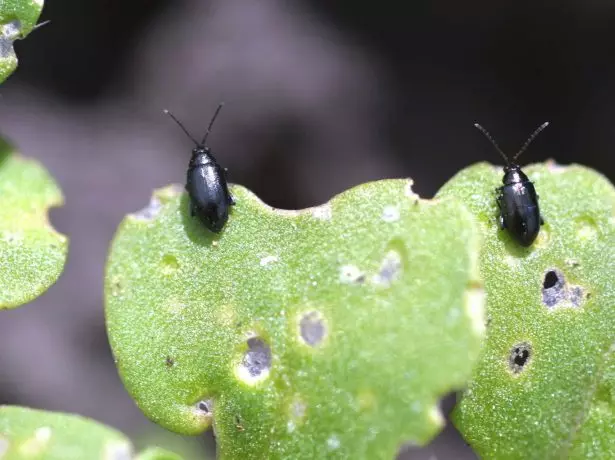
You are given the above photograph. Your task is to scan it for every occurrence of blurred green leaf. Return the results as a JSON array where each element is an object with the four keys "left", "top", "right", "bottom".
[
  {"left": 0, "top": 0, "right": 44, "bottom": 83},
  {"left": 106, "top": 179, "right": 484, "bottom": 459},
  {"left": 0, "top": 406, "right": 183, "bottom": 460},
  {"left": 437, "top": 162, "right": 615, "bottom": 459},
  {"left": 0, "top": 146, "right": 67, "bottom": 308}
]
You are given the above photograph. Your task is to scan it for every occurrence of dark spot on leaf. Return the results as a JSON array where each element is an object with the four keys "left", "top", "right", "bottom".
[
  {"left": 242, "top": 337, "right": 271, "bottom": 378},
  {"left": 543, "top": 270, "right": 560, "bottom": 290},
  {"left": 235, "top": 415, "right": 244, "bottom": 431},
  {"left": 570, "top": 286, "right": 584, "bottom": 307},
  {"left": 197, "top": 400, "right": 213, "bottom": 414},
  {"left": 299, "top": 311, "right": 326, "bottom": 347},
  {"left": 509, "top": 342, "right": 532, "bottom": 374},
  {"left": 165, "top": 356, "right": 174, "bottom": 367}
]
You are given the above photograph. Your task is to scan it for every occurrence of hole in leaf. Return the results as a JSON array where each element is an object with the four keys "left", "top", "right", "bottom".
[
  {"left": 509, "top": 342, "right": 532, "bottom": 374},
  {"left": 133, "top": 196, "right": 162, "bottom": 221},
  {"left": 197, "top": 400, "right": 213, "bottom": 414},
  {"left": 541, "top": 268, "right": 585, "bottom": 308},
  {"left": 237, "top": 337, "right": 271, "bottom": 383},
  {"left": 543, "top": 270, "right": 559, "bottom": 289},
  {"left": 299, "top": 311, "right": 326, "bottom": 347},
  {"left": 542, "top": 269, "right": 566, "bottom": 307},
  {"left": 165, "top": 356, "right": 175, "bottom": 367}
]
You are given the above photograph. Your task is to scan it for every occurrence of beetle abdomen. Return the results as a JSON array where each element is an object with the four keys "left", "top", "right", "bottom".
[
  {"left": 498, "top": 180, "right": 541, "bottom": 246},
  {"left": 186, "top": 163, "right": 230, "bottom": 233}
]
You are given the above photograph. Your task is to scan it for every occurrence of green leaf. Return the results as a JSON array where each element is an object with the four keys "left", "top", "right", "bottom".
[
  {"left": 0, "top": 406, "right": 183, "bottom": 460},
  {"left": 0, "top": 0, "right": 44, "bottom": 83},
  {"left": 105, "top": 180, "right": 484, "bottom": 459},
  {"left": 0, "top": 141, "right": 67, "bottom": 308},
  {"left": 437, "top": 162, "right": 615, "bottom": 459}
]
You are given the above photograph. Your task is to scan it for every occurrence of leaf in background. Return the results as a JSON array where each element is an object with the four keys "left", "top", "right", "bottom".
[
  {"left": 0, "top": 140, "right": 67, "bottom": 308},
  {"left": 0, "top": 0, "right": 44, "bottom": 83},
  {"left": 0, "top": 406, "right": 183, "bottom": 460}
]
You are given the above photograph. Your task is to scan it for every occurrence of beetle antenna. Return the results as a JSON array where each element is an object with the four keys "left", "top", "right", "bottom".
[
  {"left": 201, "top": 102, "right": 224, "bottom": 146},
  {"left": 163, "top": 109, "right": 201, "bottom": 147},
  {"left": 474, "top": 123, "right": 509, "bottom": 164},
  {"left": 32, "top": 20, "right": 51, "bottom": 32},
  {"left": 513, "top": 121, "right": 549, "bottom": 161}
]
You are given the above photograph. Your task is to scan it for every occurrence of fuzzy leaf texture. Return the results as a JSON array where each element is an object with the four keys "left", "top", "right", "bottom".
[
  {"left": 0, "top": 140, "right": 67, "bottom": 308},
  {"left": 0, "top": 0, "right": 44, "bottom": 83},
  {"left": 437, "top": 162, "right": 615, "bottom": 459},
  {"left": 0, "top": 406, "right": 182, "bottom": 460},
  {"left": 105, "top": 179, "right": 485, "bottom": 459}
]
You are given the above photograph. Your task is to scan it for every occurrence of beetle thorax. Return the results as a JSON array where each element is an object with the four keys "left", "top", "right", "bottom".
[
  {"left": 190, "top": 147, "right": 216, "bottom": 167},
  {"left": 502, "top": 165, "right": 529, "bottom": 185}
]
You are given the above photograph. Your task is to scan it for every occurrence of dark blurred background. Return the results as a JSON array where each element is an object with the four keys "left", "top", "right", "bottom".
[{"left": 1, "top": 1, "right": 613, "bottom": 458}]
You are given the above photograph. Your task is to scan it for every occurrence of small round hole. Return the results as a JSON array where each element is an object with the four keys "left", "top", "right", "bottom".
[{"left": 509, "top": 342, "right": 532, "bottom": 374}]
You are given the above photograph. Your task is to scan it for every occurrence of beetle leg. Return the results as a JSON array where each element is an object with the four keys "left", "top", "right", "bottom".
[
  {"left": 498, "top": 215, "right": 506, "bottom": 230},
  {"left": 190, "top": 202, "right": 196, "bottom": 217},
  {"left": 228, "top": 194, "right": 236, "bottom": 206},
  {"left": 540, "top": 215, "right": 545, "bottom": 225}
]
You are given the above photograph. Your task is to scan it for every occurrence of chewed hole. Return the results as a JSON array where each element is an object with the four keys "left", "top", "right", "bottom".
[
  {"left": 299, "top": 311, "right": 327, "bottom": 347},
  {"left": 543, "top": 270, "right": 559, "bottom": 289},
  {"left": 542, "top": 269, "right": 566, "bottom": 307},
  {"left": 509, "top": 342, "right": 532, "bottom": 374},
  {"left": 196, "top": 399, "right": 213, "bottom": 414},
  {"left": 237, "top": 337, "right": 271, "bottom": 384},
  {"left": 132, "top": 196, "right": 162, "bottom": 221},
  {"left": 541, "top": 268, "right": 585, "bottom": 308}
]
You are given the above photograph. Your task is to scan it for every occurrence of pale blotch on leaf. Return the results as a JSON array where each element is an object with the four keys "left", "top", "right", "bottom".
[
  {"left": 542, "top": 269, "right": 585, "bottom": 308},
  {"left": 428, "top": 405, "right": 445, "bottom": 428},
  {"left": 0, "top": 21, "right": 21, "bottom": 59},
  {"left": 19, "top": 426, "right": 51, "bottom": 456},
  {"left": 464, "top": 283, "right": 486, "bottom": 335},
  {"left": 339, "top": 265, "right": 365, "bottom": 284},
  {"left": 103, "top": 441, "right": 133, "bottom": 460},
  {"left": 259, "top": 255, "right": 278, "bottom": 267},
  {"left": 372, "top": 250, "right": 403, "bottom": 286},
  {"left": 0, "top": 436, "right": 9, "bottom": 458},
  {"left": 509, "top": 342, "right": 532, "bottom": 374},
  {"left": 576, "top": 216, "right": 598, "bottom": 240},
  {"left": 326, "top": 435, "right": 341, "bottom": 451},
  {"left": 381, "top": 205, "right": 400, "bottom": 223},
  {"left": 236, "top": 337, "right": 272, "bottom": 384},
  {"left": 311, "top": 204, "right": 332, "bottom": 220},
  {"left": 132, "top": 196, "right": 162, "bottom": 221},
  {"left": 298, "top": 310, "right": 327, "bottom": 347}
]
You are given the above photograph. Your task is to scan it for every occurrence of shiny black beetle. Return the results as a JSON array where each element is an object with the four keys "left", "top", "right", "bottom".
[
  {"left": 164, "top": 104, "right": 234, "bottom": 233},
  {"left": 474, "top": 122, "right": 548, "bottom": 247}
]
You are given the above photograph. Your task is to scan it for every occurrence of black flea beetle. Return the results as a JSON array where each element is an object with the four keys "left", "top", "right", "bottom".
[
  {"left": 474, "top": 122, "right": 548, "bottom": 247},
  {"left": 164, "top": 103, "right": 234, "bottom": 233}
]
